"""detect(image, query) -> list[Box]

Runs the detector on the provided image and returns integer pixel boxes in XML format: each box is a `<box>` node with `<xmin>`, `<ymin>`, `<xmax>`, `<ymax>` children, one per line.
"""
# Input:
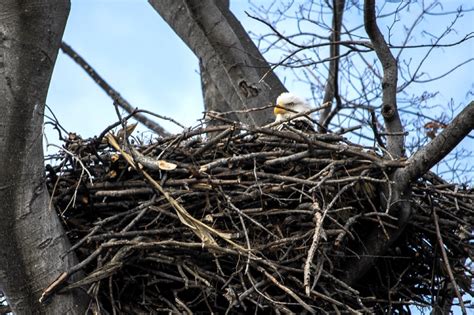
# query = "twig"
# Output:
<box><xmin>433</xmin><ymin>208</ymin><xmax>466</xmax><ymax>315</ymax></box>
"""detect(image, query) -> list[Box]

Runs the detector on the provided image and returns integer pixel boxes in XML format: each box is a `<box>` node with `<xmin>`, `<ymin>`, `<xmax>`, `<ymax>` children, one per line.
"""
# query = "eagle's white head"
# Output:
<box><xmin>274</xmin><ymin>92</ymin><xmax>312</xmax><ymax>123</ymax></box>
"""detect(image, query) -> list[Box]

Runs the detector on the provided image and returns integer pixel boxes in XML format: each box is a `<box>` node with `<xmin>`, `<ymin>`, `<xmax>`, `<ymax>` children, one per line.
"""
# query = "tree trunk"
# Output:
<box><xmin>149</xmin><ymin>0</ymin><xmax>287</xmax><ymax>126</ymax></box>
<box><xmin>198</xmin><ymin>0</ymin><xmax>236</xmax><ymax>128</ymax></box>
<box><xmin>200</xmin><ymin>60</ymin><xmax>238</xmax><ymax>126</ymax></box>
<box><xmin>0</xmin><ymin>1</ymin><xmax>87</xmax><ymax>313</ymax></box>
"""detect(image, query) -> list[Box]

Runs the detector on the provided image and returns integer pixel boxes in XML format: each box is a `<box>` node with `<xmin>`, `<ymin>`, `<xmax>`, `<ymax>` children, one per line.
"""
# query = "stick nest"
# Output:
<box><xmin>45</xmin><ymin>122</ymin><xmax>473</xmax><ymax>314</ymax></box>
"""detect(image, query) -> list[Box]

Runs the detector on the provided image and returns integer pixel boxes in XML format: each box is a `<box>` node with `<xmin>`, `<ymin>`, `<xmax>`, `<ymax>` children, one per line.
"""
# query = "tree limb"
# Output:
<box><xmin>340</xmin><ymin>0</ymin><xmax>410</xmax><ymax>287</ymax></box>
<box><xmin>60</xmin><ymin>42</ymin><xmax>171</xmax><ymax>137</ymax></box>
<box><xmin>319</xmin><ymin>0</ymin><xmax>346</xmax><ymax>132</ymax></box>
<box><xmin>364</xmin><ymin>0</ymin><xmax>404</xmax><ymax>158</ymax></box>
<box><xmin>394</xmin><ymin>101</ymin><xmax>474</xmax><ymax>189</ymax></box>
<box><xmin>341</xmin><ymin>101</ymin><xmax>473</xmax><ymax>286</ymax></box>
<box><xmin>199</xmin><ymin>1</ymin><xmax>238</xmax><ymax>131</ymax></box>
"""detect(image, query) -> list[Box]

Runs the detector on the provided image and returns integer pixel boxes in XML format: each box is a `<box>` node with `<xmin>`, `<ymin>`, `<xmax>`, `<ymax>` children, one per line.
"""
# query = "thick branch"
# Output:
<box><xmin>319</xmin><ymin>0</ymin><xmax>345</xmax><ymax>132</ymax></box>
<box><xmin>149</xmin><ymin>0</ymin><xmax>287</xmax><ymax>126</ymax></box>
<box><xmin>394</xmin><ymin>101</ymin><xmax>474</xmax><ymax>189</ymax></box>
<box><xmin>364</xmin><ymin>0</ymin><xmax>404</xmax><ymax>158</ymax></box>
<box><xmin>341</xmin><ymin>101</ymin><xmax>473</xmax><ymax>285</ymax></box>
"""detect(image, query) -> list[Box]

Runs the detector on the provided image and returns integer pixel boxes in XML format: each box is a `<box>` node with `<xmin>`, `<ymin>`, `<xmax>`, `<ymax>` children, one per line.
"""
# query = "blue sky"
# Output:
<box><xmin>45</xmin><ymin>0</ymin><xmax>473</xmax><ymax>184</ymax></box>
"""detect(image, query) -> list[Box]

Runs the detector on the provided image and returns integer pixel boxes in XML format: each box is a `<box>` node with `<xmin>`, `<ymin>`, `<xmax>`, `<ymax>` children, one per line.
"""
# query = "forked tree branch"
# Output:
<box><xmin>364</xmin><ymin>0</ymin><xmax>404</xmax><ymax>158</ymax></box>
<box><xmin>344</xmin><ymin>3</ymin><xmax>473</xmax><ymax>288</ymax></box>
<box><xmin>342</xmin><ymin>100</ymin><xmax>473</xmax><ymax>286</ymax></box>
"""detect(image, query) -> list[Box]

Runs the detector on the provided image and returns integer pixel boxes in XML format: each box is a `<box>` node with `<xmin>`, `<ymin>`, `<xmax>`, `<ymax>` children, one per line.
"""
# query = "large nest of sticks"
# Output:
<box><xmin>44</xmin><ymin>119</ymin><xmax>473</xmax><ymax>314</ymax></box>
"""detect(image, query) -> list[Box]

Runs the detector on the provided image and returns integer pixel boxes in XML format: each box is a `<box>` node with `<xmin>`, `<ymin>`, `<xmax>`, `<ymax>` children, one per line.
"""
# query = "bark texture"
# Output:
<box><xmin>364</xmin><ymin>0</ymin><xmax>404</xmax><ymax>158</ymax></box>
<box><xmin>199</xmin><ymin>60</ymin><xmax>238</xmax><ymax>126</ymax></box>
<box><xmin>149</xmin><ymin>0</ymin><xmax>287</xmax><ymax>126</ymax></box>
<box><xmin>0</xmin><ymin>1</ymin><xmax>87</xmax><ymax>313</ymax></box>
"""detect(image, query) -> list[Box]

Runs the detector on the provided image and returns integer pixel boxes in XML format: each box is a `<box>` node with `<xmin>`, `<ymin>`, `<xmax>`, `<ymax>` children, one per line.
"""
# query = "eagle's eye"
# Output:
<box><xmin>287</xmin><ymin>102</ymin><xmax>294</xmax><ymax>106</ymax></box>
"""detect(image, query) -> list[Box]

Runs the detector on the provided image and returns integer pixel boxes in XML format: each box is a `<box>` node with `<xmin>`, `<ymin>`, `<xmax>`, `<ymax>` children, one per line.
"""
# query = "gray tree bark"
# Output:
<box><xmin>149</xmin><ymin>0</ymin><xmax>287</xmax><ymax>126</ymax></box>
<box><xmin>0</xmin><ymin>1</ymin><xmax>88</xmax><ymax>314</ymax></box>
<box><xmin>364</xmin><ymin>0</ymin><xmax>404</xmax><ymax>158</ymax></box>
<box><xmin>198</xmin><ymin>0</ymin><xmax>236</xmax><ymax>127</ymax></box>
<box><xmin>200</xmin><ymin>60</ymin><xmax>238</xmax><ymax>126</ymax></box>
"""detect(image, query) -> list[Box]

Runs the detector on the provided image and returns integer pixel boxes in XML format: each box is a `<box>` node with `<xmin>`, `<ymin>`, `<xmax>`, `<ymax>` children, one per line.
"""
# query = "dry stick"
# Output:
<box><xmin>65</xmin><ymin>242</ymin><xmax>137</xmax><ymax>289</ymax></box>
<box><xmin>137</xmin><ymin>108</ymin><xmax>185</xmax><ymax>129</ymax></box>
<box><xmin>432</xmin><ymin>209</ymin><xmax>466</xmax><ymax>315</ymax></box>
<box><xmin>304</xmin><ymin>182</ymin><xmax>356</xmax><ymax>297</ymax></box>
<box><xmin>289</xmin><ymin>274</ymin><xmax>363</xmax><ymax>314</ymax></box>
<box><xmin>205</xmin><ymin>103</ymin><xmax>275</xmax><ymax>116</ymax></box>
<box><xmin>60</xmin><ymin>42</ymin><xmax>170</xmax><ymax>137</ymax></box>
<box><xmin>368</xmin><ymin>109</ymin><xmax>386</xmax><ymax>149</ymax></box>
<box><xmin>199</xmin><ymin>151</ymin><xmax>282</xmax><ymax>173</ymax></box>
<box><xmin>108</xmin><ymin>276</ymin><xmax>117</xmax><ymax>315</ymax></box>
<box><xmin>311</xmin><ymin>289</ymin><xmax>360</xmax><ymax>315</ymax></box>
<box><xmin>304</xmin><ymin>209</ymin><xmax>325</xmax><ymax>296</ymax></box>
<box><xmin>259</xmin><ymin>267</ymin><xmax>317</xmax><ymax>314</ymax></box>
<box><xmin>225</xmin><ymin>196</ymin><xmax>277</xmax><ymax>238</ymax></box>
<box><xmin>245</xmin><ymin>273</ymin><xmax>293</xmax><ymax>313</ymax></box>
<box><xmin>264</xmin><ymin>150</ymin><xmax>310</xmax><ymax>166</ymax></box>
<box><xmin>107</xmin><ymin>133</ymin><xmax>250</xmax><ymax>253</ymax></box>
<box><xmin>254</xmin><ymin>127</ymin><xmax>405</xmax><ymax>168</ymax></box>
<box><xmin>194</xmin><ymin>127</ymin><xmax>234</xmax><ymax>156</ymax></box>
<box><xmin>41</xmin><ymin>200</ymin><xmax>155</xmax><ymax>301</ymax></box>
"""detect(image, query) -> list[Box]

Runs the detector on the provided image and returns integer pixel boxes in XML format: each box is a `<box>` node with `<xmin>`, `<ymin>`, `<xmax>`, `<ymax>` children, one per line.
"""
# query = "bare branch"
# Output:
<box><xmin>319</xmin><ymin>0</ymin><xmax>346</xmax><ymax>132</ymax></box>
<box><xmin>60</xmin><ymin>42</ymin><xmax>170</xmax><ymax>137</ymax></box>
<box><xmin>395</xmin><ymin>101</ymin><xmax>474</xmax><ymax>189</ymax></box>
<box><xmin>364</xmin><ymin>0</ymin><xmax>404</xmax><ymax>158</ymax></box>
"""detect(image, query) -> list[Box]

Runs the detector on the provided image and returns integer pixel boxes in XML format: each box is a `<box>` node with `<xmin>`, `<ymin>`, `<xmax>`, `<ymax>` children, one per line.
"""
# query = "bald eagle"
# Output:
<box><xmin>273</xmin><ymin>92</ymin><xmax>314</xmax><ymax>131</ymax></box>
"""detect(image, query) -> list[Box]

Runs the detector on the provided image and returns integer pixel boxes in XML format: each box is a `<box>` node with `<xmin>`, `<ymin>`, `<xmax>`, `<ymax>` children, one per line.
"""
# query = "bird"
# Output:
<box><xmin>273</xmin><ymin>92</ymin><xmax>314</xmax><ymax>131</ymax></box>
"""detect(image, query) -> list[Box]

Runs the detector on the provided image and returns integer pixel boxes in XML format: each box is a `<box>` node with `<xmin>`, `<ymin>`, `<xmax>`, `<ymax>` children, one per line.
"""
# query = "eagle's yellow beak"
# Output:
<box><xmin>274</xmin><ymin>105</ymin><xmax>288</xmax><ymax>116</ymax></box>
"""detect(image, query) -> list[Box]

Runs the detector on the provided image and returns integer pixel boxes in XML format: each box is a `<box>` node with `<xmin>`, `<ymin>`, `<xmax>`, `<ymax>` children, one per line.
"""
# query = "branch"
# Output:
<box><xmin>394</xmin><ymin>101</ymin><xmax>474</xmax><ymax>189</ymax></box>
<box><xmin>364</xmin><ymin>0</ymin><xmax>404</xmax><ymax>158</ymax></box>
<box><xmin>60</xmin><ymin>42</ymin><xmax>170</xmax><ymax>137</ymax></box>
<box><xmin>319</xmin><ymin>0</ymin><xmax>346</xmax><ymax>132</ymax></box>
<box><xmin>341</xmin><ymin>101</ymin><xmax>474</xmax><ymax>286</ymax></box>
